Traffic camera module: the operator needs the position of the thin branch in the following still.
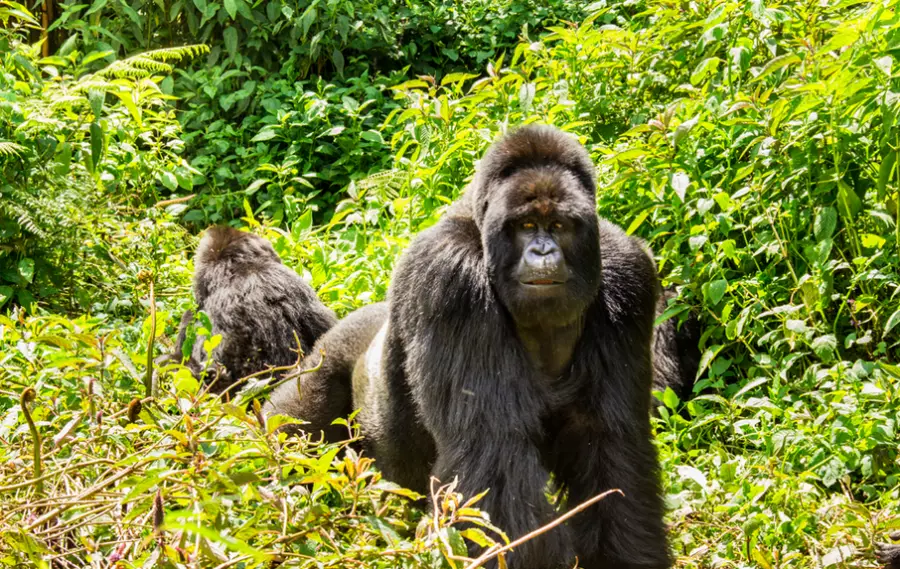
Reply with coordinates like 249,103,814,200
462,489,624,569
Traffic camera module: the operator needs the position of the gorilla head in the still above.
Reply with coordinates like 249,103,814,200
192,226,283,305
472,126,602,329
170,227,336,394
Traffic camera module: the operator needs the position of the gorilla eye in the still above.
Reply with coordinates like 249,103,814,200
551,222,564,230
522,222,536,230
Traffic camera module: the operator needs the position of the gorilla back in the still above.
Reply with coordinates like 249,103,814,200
354,125,670,569
181,227,337,393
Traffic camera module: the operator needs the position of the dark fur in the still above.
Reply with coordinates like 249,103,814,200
651,288,701,405
352,125,670,569
263,302,388,441
877,537,900,569
174,227,337,393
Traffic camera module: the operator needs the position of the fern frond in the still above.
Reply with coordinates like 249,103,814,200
355,169,406,199
140,45,210,61
0,141,26,157
94,44,210,80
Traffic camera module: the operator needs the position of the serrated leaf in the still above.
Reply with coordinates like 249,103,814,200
160,171,178,191
223,26,238,55
751,53,800,83
705,279,727,305
814,207,837,240
223,0,237,18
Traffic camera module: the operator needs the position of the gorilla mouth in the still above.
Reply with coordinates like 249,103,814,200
523,279,565,286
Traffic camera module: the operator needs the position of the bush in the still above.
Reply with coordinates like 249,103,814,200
0,9,204,308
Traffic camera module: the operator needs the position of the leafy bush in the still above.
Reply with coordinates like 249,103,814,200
0,9,204,308
3,0,900,567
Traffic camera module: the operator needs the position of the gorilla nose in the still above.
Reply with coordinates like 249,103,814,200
525,247,562,266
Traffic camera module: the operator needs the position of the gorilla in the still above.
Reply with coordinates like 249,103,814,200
263,302,388,441
269,125,669,568
169,227,337,394
878,537,900,569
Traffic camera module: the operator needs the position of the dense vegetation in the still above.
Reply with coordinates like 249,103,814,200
1,0,899,567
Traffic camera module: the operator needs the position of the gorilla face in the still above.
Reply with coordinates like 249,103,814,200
483,165,601,329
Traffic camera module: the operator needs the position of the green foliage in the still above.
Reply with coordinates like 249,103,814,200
0,10,204,307
0,309,504,568
3,0,900,567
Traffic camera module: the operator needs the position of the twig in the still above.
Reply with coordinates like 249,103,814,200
145,277,157,398
155,194,196,207
462,489,624,569
20,388,43,496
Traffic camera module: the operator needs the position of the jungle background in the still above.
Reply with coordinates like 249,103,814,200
1,0,900,567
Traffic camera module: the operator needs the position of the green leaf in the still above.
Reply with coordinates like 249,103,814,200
814,207,837,240
360,130,384,144
17,258,35,284
88,90,104,119
836,181,862,219
223,26,238,56
877,151,896,200
296,209,313,233
625,210,650,236
223,0,237,18
441,72,478,86
884,308,900,336
0,286,12,308
705,279,727,306
331,49,344,76
84,0,108,16
672,116,698,148
160,171,178,191
690,57,721,86
250,127,278,142
662,387,680,410
750,53,800,83
90,121,104,171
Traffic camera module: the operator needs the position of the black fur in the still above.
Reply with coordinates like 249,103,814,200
352,125,670,569
174,227,337,393
263,302,388,441
877,537,900,569
651,288,701,406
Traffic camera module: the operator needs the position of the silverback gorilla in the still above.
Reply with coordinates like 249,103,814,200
272,125,670,569
172,227,337,393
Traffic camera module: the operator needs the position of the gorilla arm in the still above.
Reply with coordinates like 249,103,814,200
549,221,670,569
